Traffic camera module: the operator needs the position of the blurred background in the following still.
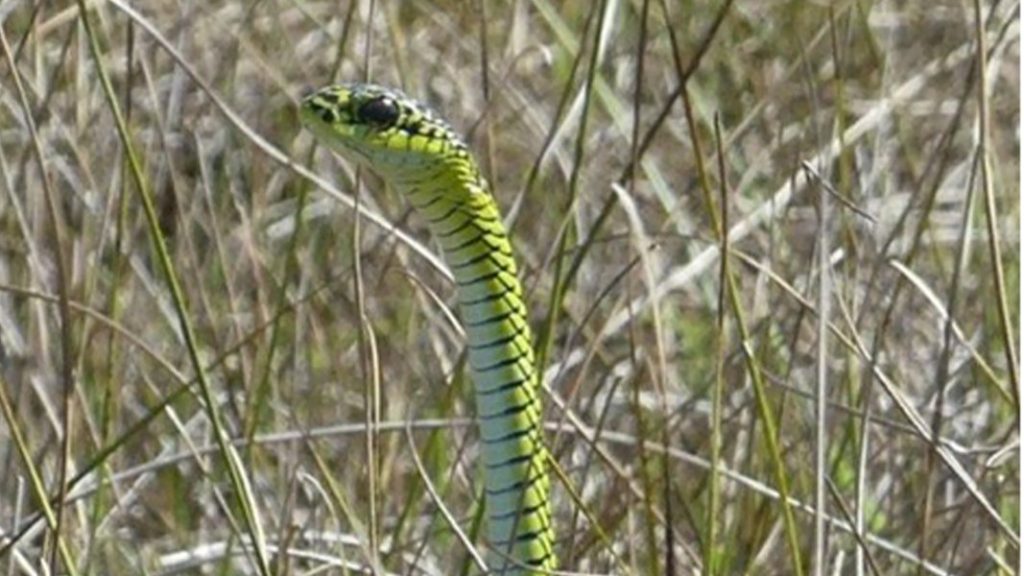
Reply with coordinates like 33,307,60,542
0,1,1018,574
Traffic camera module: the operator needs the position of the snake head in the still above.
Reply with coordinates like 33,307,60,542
300,83,470,178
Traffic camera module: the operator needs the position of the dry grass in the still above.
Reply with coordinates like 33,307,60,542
0,1,1019,574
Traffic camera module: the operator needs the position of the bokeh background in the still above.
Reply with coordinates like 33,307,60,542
0,1,1018,574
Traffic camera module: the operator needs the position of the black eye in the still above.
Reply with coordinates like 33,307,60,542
359,98,400,125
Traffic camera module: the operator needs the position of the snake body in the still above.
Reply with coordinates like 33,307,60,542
300,84,555,574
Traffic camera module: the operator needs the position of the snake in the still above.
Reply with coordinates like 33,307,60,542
300,83,556,574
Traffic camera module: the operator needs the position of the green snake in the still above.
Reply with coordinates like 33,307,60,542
300,83,555,574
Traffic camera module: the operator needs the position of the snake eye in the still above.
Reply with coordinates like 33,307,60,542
359,97,400,126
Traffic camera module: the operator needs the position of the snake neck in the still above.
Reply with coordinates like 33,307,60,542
393,170,556,573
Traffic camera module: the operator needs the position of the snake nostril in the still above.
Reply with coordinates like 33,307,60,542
316,105,336,123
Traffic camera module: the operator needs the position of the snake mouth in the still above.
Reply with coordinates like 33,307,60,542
298,105,371,162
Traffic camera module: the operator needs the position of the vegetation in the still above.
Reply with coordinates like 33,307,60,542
0,1,1017,574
